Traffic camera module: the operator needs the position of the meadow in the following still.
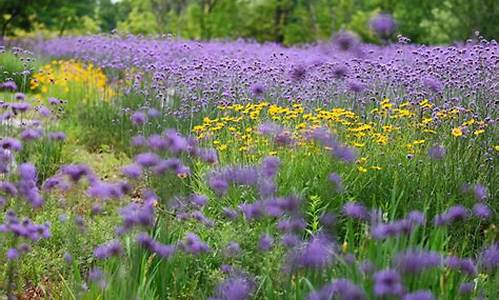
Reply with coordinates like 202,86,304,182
0,32,498,299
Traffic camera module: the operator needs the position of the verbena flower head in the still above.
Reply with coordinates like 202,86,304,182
131,111,147,125
473,184,488,201
473,203,491,219
93,240,123,259
458,282,474,295
288,235,335,270
333,31,359,51
343,201,367,220
290,64,307,81
478,243,499,272
258,233,274,251
308,279,366,300
370,13,397,39
433,205,469,226
428,145,446,160
260,156,280,178
328,172,344,193
250,82,266,97
393,250,441,274
182,232,209,255
403,290,435,300
445,256,477,276
373,269,404,297
212,276,254,300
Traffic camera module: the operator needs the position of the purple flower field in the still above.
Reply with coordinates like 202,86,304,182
0,29,498,299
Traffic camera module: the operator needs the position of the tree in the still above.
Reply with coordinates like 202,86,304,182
35,0,97,36
0,0,39,41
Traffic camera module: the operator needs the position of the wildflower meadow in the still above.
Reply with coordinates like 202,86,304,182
0,5,498,300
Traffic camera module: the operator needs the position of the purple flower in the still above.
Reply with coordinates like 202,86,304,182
308,279,366,300
403,290,435,300
198,148,218,164
328,172,344,193
191,194,208,207
6,248,19,260
163,129,188,153
373,269,404,297
15,92,26,101
131,135,146,147
473,203,491,219
63,252,73,264
258,122,281,136
224,241,241,257
93,240,123,259
428,145,446,160
131,111,147,125
222,207,238,220
258,233,274,251
135,152,160,167
1,80,17,91
121,163,143,179
0,181,17,196
423,76,444,93
182,232,209,255
445,256,477,276
250,83,266,97
21,128,42,141
0,137,22,152
458,282,474,295
260,156,280,177
342,201,367,220
48,132,66,141
473,184,488,201
370,14,397,39
393,250,441,274
88,267,107,288
10,102,31,113
213,276,254,300
433,205,469,226
289,235,334,270
333,31,359,51
359,260,375,275
290,64,307,81
208,175,229,196
478,243,498,272
48,97,64,105
240,202,264,220
18,163,37,181
61,164,94,183
346,80,366,94
136,233,175,258
281,233,300,248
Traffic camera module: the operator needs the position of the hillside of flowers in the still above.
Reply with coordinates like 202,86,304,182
0,32,498,299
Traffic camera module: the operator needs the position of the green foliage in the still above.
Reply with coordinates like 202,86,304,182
1,0,498,44
0,51,37,92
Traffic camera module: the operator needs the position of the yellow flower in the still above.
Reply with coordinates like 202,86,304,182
452,127,463,137
474,129,485,136
357,166,368,173
193,125,205,132
419,99,433,109
463,119,475,126
216,144,228,151
342,241,348,253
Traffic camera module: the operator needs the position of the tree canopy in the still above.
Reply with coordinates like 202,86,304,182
1,0,498,44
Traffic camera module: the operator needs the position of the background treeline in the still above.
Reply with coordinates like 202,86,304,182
1,0,499,44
